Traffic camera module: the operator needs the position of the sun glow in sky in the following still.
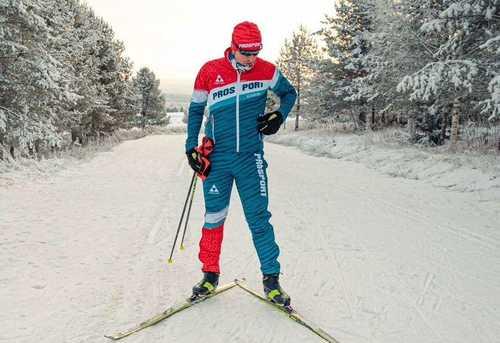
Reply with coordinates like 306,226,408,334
84,0,334,95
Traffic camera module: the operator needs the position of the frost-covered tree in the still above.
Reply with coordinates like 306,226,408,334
363,0,447,140
277,25,320,130
133,67,166,126
92,17,136,132
478,8,500,121
318,0,375,129
0,0,77,155
69,6,136,136
1,0,142,157
300,0,499,148
397,0,500,140
305,56,343,122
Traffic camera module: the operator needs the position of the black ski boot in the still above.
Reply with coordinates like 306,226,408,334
191,272,219,300
263,273,291,307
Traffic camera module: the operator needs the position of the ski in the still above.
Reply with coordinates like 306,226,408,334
234,279,340,343
104,281,237,340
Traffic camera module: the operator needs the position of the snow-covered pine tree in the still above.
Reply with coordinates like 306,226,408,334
319,0,375,130
397,0,500,146
478,4,500,122
91,16,136,132
38,0,83,135
133,67,166,127
364,0,448,142
355,0,397,128
0,0,75,156
276,25,320,130
306,58,343,124
54,1,136,140
0,0,142,155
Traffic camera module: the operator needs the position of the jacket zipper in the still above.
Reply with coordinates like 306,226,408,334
236,71,241,152
211,113,215,143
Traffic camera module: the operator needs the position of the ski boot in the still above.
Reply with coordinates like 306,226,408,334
190,272,219,301
263,273,291,307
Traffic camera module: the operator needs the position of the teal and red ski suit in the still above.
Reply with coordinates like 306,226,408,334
186,48,297,275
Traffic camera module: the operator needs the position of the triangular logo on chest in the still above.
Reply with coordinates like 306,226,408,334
215,75,224,85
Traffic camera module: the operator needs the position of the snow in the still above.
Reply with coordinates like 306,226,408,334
1,133,499,343
267,127,500,202
165,112,186,129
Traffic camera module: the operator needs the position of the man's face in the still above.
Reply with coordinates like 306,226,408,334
234,50,258,66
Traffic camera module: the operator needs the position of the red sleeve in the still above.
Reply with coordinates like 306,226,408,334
193,63,210,92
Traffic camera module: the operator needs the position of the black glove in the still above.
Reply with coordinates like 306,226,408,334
257,111,283,135
187,147,212,178
186,137,214,179
186,148,203,173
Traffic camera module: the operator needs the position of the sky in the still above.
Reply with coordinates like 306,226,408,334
83,0,334,95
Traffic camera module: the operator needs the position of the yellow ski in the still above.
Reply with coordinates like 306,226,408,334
234,279,340,343
104,281,237,340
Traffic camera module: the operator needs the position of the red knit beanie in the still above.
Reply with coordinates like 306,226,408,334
231,21,263,52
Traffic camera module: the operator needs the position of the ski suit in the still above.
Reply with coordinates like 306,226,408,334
186,48,297,275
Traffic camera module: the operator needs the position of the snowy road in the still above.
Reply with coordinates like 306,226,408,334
1,134,499,343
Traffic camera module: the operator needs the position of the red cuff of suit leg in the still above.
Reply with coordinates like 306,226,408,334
199,225,224,273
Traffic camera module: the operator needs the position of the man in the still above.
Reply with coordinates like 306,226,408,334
185,21,297,306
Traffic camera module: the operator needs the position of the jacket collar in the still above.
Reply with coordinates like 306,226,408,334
224,47,258,73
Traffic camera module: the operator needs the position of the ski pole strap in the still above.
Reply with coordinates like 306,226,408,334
196,136,214,157
197,156,211,181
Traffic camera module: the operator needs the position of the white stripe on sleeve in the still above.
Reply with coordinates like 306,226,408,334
269,68,280,89
191,90,208,103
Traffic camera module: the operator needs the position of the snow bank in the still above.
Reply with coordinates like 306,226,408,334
0,126,183,187
267,127,500,201
0,155,68,187
165,112,187,131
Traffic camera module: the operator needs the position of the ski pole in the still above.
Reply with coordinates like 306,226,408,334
180,175,197,251
168,171,196,264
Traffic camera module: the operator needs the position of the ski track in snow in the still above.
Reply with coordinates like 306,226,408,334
1,134,499,343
